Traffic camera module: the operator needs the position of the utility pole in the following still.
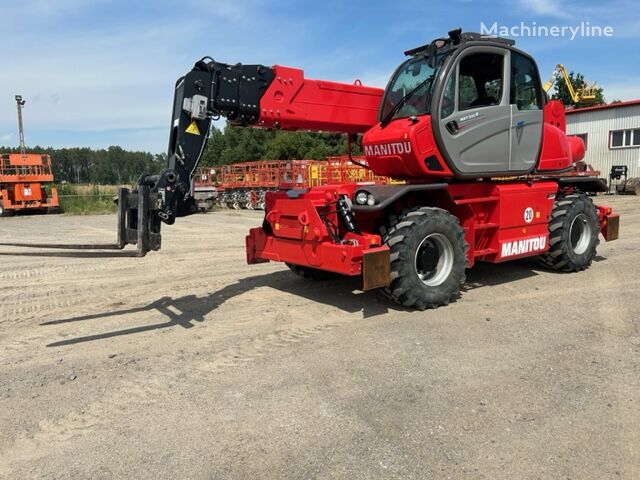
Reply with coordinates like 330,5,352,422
15,95,26,155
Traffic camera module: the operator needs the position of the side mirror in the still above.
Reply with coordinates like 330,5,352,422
427,43,438,68
426,38,447,68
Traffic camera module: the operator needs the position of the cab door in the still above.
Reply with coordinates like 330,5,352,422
509,51,544,172
437,46,512,176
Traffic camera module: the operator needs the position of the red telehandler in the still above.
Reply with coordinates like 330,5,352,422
112,29,618,309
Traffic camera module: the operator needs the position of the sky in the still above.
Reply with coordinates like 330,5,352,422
1,0,639,153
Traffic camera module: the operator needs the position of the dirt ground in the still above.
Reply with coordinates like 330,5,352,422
0,195,638,479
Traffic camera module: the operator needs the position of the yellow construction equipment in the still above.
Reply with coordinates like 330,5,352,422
543,64,598,103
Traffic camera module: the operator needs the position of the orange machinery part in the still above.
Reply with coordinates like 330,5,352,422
194,156,393,191
0,153,59,212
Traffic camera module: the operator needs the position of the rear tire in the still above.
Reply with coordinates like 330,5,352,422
0,204,13,217
285,263,339,281
540,194,599,272
382,207,467,310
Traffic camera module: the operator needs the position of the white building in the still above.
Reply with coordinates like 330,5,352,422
565,100,640,179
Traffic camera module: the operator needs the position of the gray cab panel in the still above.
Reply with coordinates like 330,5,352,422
509,51,544,171
510,106,543,171
435,45,543,177
454,107,512,175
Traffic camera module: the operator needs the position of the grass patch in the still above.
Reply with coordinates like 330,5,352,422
57,184,123,215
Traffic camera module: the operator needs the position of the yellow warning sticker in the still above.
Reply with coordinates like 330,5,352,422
185,121,201,136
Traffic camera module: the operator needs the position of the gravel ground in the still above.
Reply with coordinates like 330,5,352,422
0,195,638,479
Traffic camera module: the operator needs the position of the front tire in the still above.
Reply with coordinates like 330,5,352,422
540,194,599,272
382,207,467,310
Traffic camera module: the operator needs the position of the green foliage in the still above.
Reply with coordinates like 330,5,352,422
458,75,478,106
200,124,362,166
0,145,164,184
551,70,605,107
56,184,119,215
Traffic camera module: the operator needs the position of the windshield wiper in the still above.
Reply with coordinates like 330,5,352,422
380,75,435,128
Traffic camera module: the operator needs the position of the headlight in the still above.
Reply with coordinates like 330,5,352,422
355,191,368,205
355,190,376,206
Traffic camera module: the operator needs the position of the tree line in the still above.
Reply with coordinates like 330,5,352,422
199,126,360,166
0,145,165,184
0,128,359,184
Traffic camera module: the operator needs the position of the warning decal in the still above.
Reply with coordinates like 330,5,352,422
185,121,201,136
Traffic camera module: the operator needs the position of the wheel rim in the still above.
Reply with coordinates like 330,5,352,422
570,213,592,255
414,233,454,287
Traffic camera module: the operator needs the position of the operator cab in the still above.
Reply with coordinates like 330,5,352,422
363,30,545,179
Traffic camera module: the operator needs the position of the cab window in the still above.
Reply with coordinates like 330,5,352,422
510,52,542,110
380,51,452,123
381,56,437,120
457,53,504,111
441,74,455,118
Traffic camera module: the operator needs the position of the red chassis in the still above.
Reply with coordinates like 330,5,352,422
246,180,619,290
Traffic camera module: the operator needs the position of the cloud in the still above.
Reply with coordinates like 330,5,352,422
18,126,168,152
601,82,640,102
609,19,640,38
0,0,104,29
519,0,573,19
184,0,266,25
0,0,317,152
0,133,13,143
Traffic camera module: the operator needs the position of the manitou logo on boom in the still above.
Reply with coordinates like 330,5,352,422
364,141,412,157
500,235,547,258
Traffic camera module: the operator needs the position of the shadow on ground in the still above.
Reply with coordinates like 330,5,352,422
0,242,136,258
42,256,605,347
0,251,140,258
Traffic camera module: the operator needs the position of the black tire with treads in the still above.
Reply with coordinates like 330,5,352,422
540,194,599,272
381,207,467,310
0,204,13,217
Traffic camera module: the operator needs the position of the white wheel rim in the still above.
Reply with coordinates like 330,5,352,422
570,213,591,255
415,233,454,287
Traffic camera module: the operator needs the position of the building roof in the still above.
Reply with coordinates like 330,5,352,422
565,99,640,114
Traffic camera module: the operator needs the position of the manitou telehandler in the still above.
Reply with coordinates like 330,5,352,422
112,29,618,309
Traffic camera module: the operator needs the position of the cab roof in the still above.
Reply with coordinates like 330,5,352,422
404,30,515,57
